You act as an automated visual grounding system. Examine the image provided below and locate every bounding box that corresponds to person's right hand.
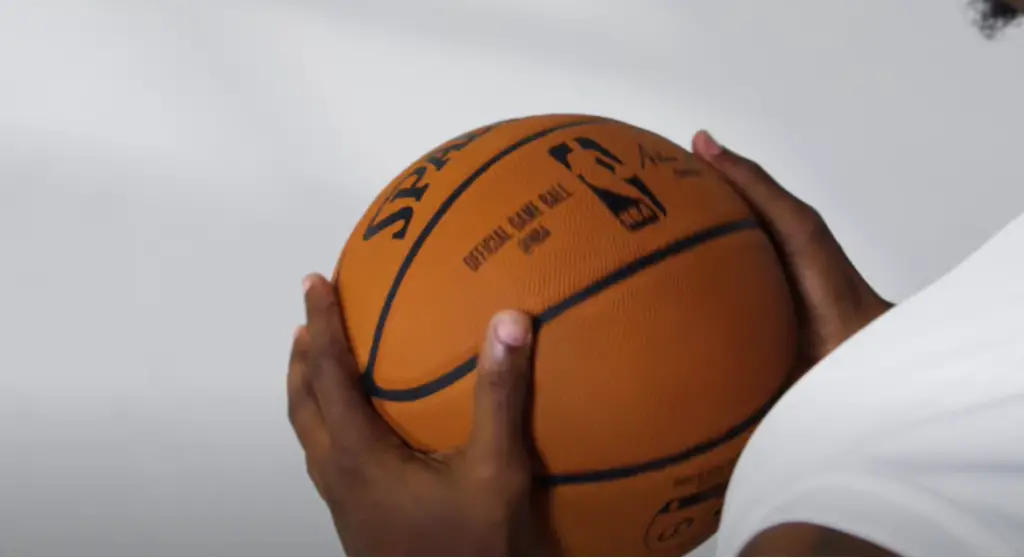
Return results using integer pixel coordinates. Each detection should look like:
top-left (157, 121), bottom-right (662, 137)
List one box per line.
top-left (692, 131), bottom-right (893, 376)
top-left (289, 274), bottom-right (547, 556)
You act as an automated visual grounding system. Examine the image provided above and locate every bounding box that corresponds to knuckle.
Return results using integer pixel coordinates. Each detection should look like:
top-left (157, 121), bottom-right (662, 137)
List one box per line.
top-left (305, 456), bottom-right (321, 483)
top-left (793, 203), bottom-right (829, 238)
top-left (480, 360), bottom-right (526, 398)
top-left (742, 158), bottom-right (766, 175)
top-left (479, 368), bottom-right (515, 396)
top-left (287, 399), bottom-right (301, 424)
top-left (289, 335), bottom-right (307, 357)
top-left (305, 456), bottom-right (333, 498)
top-left (311, 283), bottom-right (339, 308)
top-left (286, 387), bottom-right (308, 424)
top-left (287, 394), bottom-right (313, 427)
top-left (312, 294), bottom-right (336, 315)
top-left (728, 153), bottom-right (765, 177)
top-left (304, 298), bottom-right (330, 321)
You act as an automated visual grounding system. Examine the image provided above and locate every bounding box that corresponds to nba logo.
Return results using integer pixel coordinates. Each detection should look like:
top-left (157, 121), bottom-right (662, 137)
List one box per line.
top-left (549, 137), bottom-right (667, 231)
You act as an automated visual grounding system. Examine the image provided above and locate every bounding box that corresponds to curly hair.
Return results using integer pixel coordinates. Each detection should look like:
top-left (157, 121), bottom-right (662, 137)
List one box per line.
top-left (969, 0), bottom-right (1023, 38)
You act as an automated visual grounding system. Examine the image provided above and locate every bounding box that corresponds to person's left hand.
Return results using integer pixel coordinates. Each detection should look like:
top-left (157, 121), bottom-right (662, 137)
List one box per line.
top-left (288, 273), bottom-right (548, 556)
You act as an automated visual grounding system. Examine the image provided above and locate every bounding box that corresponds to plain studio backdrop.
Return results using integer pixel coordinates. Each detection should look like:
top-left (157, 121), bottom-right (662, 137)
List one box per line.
top-left (1, 0), bottom-right (1023, 555)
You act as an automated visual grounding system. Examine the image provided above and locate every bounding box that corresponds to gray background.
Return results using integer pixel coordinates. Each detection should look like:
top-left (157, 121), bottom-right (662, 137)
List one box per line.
top-left (1, 0), bottom-right (1022, 555)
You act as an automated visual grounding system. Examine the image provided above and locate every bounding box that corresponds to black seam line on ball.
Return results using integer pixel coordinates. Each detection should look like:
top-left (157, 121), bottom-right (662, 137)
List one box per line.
top-left (364, 218), bottom-right (761, 402)
top-left (362, 118), bottom-right (605, 387)
top-left (541, 374), bottom-right (786, 486)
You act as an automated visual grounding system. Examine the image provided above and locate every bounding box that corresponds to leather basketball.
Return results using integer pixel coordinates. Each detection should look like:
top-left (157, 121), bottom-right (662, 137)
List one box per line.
top-left (334, 114), bottom-right (797, 556)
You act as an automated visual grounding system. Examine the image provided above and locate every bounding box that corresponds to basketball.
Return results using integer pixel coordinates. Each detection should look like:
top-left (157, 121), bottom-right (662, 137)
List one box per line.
top-left (334, 114), bottom-right (797, 555)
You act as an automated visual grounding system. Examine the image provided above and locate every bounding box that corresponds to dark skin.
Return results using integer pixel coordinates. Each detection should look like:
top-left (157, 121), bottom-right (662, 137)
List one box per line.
top-left (742, 524), bottom-right (896, 557)
top-left (690, 132), bottom-right (894, 556)
top-left (690, 132), bottom-right (892, 383)
top-left (287, 129), bottom-right (892, 556)
top-left (735, 1), bottom-right (1024, 552)
top-left (289, 289), bottom-right (547, 555)
top-left (288, 3), bottom-right (1022, 554)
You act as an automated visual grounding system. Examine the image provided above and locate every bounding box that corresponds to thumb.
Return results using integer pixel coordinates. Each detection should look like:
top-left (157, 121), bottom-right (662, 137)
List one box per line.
top-left (466, 310), bottom-right (536, 473)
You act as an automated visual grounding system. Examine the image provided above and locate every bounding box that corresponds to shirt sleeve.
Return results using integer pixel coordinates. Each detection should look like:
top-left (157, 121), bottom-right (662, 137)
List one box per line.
top-left (716, 397), bottom-right (1024, 556)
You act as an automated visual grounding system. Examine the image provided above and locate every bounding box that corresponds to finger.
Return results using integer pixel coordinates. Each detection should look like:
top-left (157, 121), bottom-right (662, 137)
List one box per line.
top-left (288, 325), bottom-right (329, 455)
top-left (692, 132), bottom-right (892, 324)
top-left (692, 130), bottom-right (818, 238)
top-left (466, 310), bottom-right (536, 476)
top-left (302, 273), bottom-right (401, 455)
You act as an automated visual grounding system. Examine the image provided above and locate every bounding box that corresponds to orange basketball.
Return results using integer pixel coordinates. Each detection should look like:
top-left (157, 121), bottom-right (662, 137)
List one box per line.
top-left (334, 114), bottom-right (797, 556)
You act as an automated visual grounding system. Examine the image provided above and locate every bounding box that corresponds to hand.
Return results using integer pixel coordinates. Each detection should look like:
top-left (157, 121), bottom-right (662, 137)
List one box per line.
top-left (692, 131), bottom-right (893, 375)
top-left (288, 274), bottom-right (547, 556)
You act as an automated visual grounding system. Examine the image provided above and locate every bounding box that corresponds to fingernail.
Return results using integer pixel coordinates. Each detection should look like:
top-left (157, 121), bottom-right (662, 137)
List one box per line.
top-left (489, 311), bottom-right (531, 361)
top-left (698, 130), bottom-right (723, 156)
top-left (293, 325), bottom-right (303, 340)
top-left (302, 274), bottom-right (316, 293)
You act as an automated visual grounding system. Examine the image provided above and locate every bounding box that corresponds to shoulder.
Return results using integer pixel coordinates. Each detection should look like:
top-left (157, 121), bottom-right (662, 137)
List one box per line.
top-left (715, 212), bottom-right (1024, 556)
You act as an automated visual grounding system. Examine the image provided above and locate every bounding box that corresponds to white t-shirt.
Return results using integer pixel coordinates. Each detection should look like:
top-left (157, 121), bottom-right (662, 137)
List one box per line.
top-left (716, 213), bottom-right (1024, 556)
